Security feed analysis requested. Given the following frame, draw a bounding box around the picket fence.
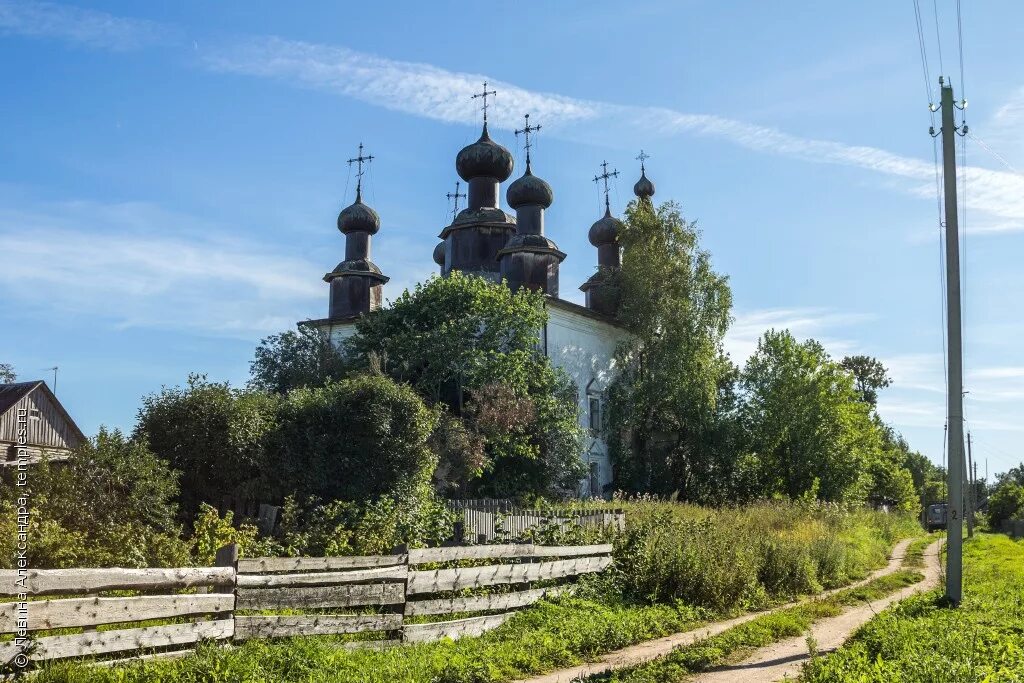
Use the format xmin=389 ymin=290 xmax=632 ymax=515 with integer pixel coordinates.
xmin=0 ymin=542 xmax=612 ymax=667
xmin=447 ymin=499 xmax=625 ymax=543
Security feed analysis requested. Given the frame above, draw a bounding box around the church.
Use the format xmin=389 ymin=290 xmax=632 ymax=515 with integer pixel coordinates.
xmin=299 ymin=92 xmax=657 ymax=497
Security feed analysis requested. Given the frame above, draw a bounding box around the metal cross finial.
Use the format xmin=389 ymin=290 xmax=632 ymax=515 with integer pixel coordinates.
xmin=593 ymin=160 xmax=620 ymax=212
xmin=446 ymin=181 xmax=467 ymax=220
xmin=515 ymin=113 xmax=542 ymax=169
xmin=636 ymin=149 xmax=651 ymax=173
xmin=471 ymin=81 xmax=497 ymax=125
xmin=347 ymin=142 xmax=375 ymax=197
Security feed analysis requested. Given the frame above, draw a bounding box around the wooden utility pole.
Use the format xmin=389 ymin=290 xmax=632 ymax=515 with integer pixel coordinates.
xmin=935 ymin=77 xmax=966 ymax=605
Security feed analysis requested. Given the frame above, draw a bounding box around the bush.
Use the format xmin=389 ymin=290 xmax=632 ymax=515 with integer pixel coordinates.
xmin=986 ymin=481 xmax=1024 ymax=529
xmin=269 ymin=374 xmax=439 ymax=503
xmin=0 ymin=429 xmax=189 ymax=568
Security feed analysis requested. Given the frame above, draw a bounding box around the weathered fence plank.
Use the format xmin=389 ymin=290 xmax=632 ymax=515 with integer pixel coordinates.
xmin=0 ymin=619 xmax=233 ymax=662
xmin=0 ymin=593 xmax=234 ymax=632
xmin=408 ymin=543 xmax=612 ymax=564
xmin=237 ymin=582 xmax=405 ymax=610
xmin=404 ymin=586 xmax=567 ymax=616
xmin=238 ymin=555 xmax=407 ymax=573
xmin=402 ymin=613 xmax=514 ymax=643
xmin=236 ymin=566 xmax=407 ymax=588
xmin=407 ymin=556 xmax=611 ymax=595
xmin=0 ymin=567 xmax=236 ymax=596
xmin=234 ymin=614 xmax=402 ymax=641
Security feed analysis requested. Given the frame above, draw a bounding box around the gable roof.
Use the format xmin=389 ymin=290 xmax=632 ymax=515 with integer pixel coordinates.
xmin=0 ymin=381 xmax=88 ymax=446
xmin=0 ymin=381 xmax=41 ymax=416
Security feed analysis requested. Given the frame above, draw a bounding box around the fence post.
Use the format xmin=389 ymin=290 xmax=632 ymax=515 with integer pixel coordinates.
xmin=215 ymin=543 xmax=239 ymax=641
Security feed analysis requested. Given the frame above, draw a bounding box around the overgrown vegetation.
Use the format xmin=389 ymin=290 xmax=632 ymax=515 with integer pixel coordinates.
xmin=800 ymin=533 xmax=1024 ymax=682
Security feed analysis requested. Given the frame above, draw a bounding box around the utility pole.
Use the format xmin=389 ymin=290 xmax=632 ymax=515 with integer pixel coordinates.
xmin=933 ymin=77 xmax=966 ymax=605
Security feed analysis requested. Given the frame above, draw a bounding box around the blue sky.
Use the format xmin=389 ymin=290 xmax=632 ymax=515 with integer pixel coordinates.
xmin=1 ymin=1 xmax=1021 ymax=478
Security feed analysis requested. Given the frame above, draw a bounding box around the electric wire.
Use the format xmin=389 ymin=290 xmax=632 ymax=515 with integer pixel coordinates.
xmin=932 ymin=0 xmax=945 ymax=78
xmin=967 ymin=131 xmax=1021 ymax=175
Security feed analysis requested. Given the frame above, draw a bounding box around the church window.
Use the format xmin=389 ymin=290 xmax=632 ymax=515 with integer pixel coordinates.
xmin=588 ymin=396 xmax=602 ymax=432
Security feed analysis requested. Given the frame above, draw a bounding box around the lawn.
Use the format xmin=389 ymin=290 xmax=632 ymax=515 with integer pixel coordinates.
xmin=800 ymin=532 xmax=1024 ymax=682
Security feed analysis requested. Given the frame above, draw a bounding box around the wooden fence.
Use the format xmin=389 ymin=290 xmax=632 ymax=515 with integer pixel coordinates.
xmin=1 ymin=543 xmax=612 ymax=667
xmin=448 ymin=499 xmax=625 ymax=543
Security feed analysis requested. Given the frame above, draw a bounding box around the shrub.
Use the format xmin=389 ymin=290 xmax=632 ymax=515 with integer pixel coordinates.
xmin=986 ymin=481 xmax=1024 ymax=529
xmin=268 ymin=374 xmax=439 ymax=503
xmin=0 ymin=429 xmax=189 ymax=568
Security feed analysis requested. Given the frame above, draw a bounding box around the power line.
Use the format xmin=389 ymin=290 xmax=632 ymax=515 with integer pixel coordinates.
xmin=956 ymin=0 xmax=967 ymax=99
xmin=932 ymin=0 xmax=945 ymax=78
xmin=967 ymin=130 xmax=1022 ymax=175
xmin=912 ymin=0 xmax=935 ymax=111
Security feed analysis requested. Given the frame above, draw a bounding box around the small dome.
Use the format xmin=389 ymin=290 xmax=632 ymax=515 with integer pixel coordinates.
xmin=634 ymin=170 xmax=655 ymax=199
xmin=589 ymin=207 xmax=624 ymax=246
xmin=506 ymin=168 xmax=553 ymax=209
xmin=337 ymin=192 xmax=380 ymax=235
xmin=432 ymin=241 xmax=446 ymax=266
xmin=456 ymin=124 xmax=513 ymax=182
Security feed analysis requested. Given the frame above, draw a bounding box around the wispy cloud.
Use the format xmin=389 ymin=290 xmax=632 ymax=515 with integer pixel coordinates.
xmin=4 ymin=1 xmax=1024 ymax=229
xmin=0 ymin=195 xmax=322 ymax=337
xmin=0 ymin=0 xmax=170 ymax=50
xmin=724 ymin=308 xmax=871 ymax=364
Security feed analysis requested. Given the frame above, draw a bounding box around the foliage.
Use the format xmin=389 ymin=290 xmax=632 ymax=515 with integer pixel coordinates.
xmin=268 ymin=373 xmax=439 ymax=503
xmin=344 ymin=272 xmax=585 ymax=499
xmin=249 ymin=325 xmax=348 ymax=394
xmin=800 ymin=534 xmax=1024 ymax=682
xmin=740 ymin=330 xmax=882 ymax=503
xmin=607 ymin=200 xmax=735 ymax=500
xmin=135 ymin=375 xmax=280 ymax=522
xmin=840 ymin=354 xmax=891 ymax=406
xmin=986 ymin=480 xmax=1024 ymax=528
xmin=0 ymin=362 xmax=15 ymax=383
xmin=34 ymin=597 xmax=702 ymax=683
xmin=0 ymin=428 xmax=189 ymax=568
xmin=610 ymin=497 xmax=920 ymax=612
xmin=189 ymin=503 xmax=280 ymax=563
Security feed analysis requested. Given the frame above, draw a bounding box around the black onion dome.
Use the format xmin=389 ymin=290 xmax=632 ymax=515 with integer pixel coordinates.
xmin=337 ymin=191 xmax=380 ymax=235
xmin=588 ymin=207 xmax=624 ymax=246
xmin=456 ymin=124 xmax=514 ymax=182
xmin=506 ymin=168 xmax=553 ymax=209
xmin=432 ymin=241 xmax=445 ymax=266
xmin=634 ymin=170 xmax=655 ymax=199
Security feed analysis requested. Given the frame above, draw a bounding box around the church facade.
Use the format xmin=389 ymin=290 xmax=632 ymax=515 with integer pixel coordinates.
xmin=300 ymin=111 xmax=656 ymax=497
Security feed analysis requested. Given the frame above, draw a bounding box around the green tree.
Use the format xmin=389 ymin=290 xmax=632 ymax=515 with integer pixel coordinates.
xmin=987 ymin=481 xmax=1024 ymax=528
xmin=740 ymin=330 xmax=876 ymax=502
xmin=0 ymin=428 xmax=189 ymax=568
xmin=344 ymin=273 xmax=584 ymax=499
xmin=268 ymin=373 xmax=439 ymax=503
xmin=249 ymin=326 xmax=348 ymax=394
xmin=840 ymin=355 xmax=891 ymax=406
xmin=135 ymin=375 xmax=280 ymax=522
xmin=607 ymin=200 xmax=734 ymax=500
xmin=0 ymin=363 xmax=15 ymax=383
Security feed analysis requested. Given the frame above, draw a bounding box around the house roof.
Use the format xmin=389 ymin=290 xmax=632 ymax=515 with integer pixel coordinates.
xmin=0 ymin=381 xmax=41 ymax=416
xmin=0 ymin=381 xmax=88 ymax=446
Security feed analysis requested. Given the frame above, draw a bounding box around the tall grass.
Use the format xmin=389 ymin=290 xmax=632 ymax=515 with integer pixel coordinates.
xmin=612 ymin=498 xmax=919 ymax=611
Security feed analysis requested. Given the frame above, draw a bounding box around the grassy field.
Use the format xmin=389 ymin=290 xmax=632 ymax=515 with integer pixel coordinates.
xmin=26 ymin=502 xmax=920 ymax=683
xmin=800 ymin=533 xmax=1024 ymax=682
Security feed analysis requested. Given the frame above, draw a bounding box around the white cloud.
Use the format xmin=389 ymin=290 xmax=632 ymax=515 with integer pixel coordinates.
xmin=0 ymin=196 xmax=322 ymax=337
xmin=0 ymin=0 xmax=170 ymax=50
xmin=724 ymin=307 xmax=871 ymax=364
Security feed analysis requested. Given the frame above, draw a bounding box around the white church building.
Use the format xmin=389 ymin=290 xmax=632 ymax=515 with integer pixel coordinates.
xmin=300 ymin=108 xmax=656 ymax=497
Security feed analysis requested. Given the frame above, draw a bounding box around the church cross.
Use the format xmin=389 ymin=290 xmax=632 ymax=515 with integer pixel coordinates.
xmin=636 ymin=149 xmax=651 ymax=173
xmin=471 ymin=81 xmax=497 ymax=124
xmin=446 ymin=181 xmax=466 ymax=220
xmin=514 ymin=113 xmax=542 ymax=168
xmin=347 ymin=142 xmax=374 ymax=196
xmin=593 ymin=160 xmax=620 ymax=212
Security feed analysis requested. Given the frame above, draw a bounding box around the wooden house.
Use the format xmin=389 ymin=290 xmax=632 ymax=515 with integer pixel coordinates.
xmin=0 ymin=381 xmax=86 ymax=466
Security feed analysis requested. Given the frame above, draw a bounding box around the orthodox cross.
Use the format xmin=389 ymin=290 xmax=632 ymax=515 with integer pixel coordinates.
xmin=446 ymin=181 xmax=466 ymax=220
xmin=347 ymin=142 xmax=374 ymax=196
xmin=593 ymin=160 xmax=619 ymax=212
xmin=636 ymin=149 xmax=651 ymax=173
xmin=471 ymin=81 xmax=497 ymax=125
xmin=514 ymin=113 xmax=542 ymax=168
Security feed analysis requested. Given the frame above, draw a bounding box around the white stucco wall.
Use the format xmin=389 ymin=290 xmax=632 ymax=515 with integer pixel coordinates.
xmin=543 ymin=301 xmax=629 ymax=497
